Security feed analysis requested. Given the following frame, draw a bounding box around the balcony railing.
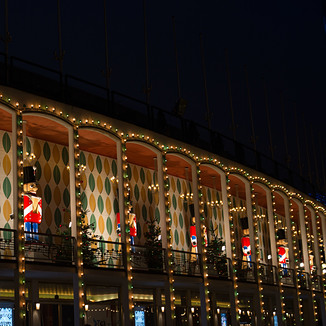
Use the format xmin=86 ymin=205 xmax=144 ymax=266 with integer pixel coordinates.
xmin=84 ymin=239 xmax=124 ymax=269
xmin=280 ymin=268 xmax=295 ymax=287
xmin=24 ymin=232 xmax=75 ymax=265
xmin=297 ymin=271 xmax=311 ymax=290
xmin=131 ymin=245 xmax=166 ymax=273
xmin=0 ymin=228 xmax=16 ymax=260
xmin=207 ymin=257 xmax=232 ymax=280
xmin=171 ymin=250 xmax=201 ymax=276
xmin=235 ymin=260 xmax=257 ymax=283
xmin=259 ymin=263 xmax=278 ymax=285
xmin=311 ymin=274 xmax=322 ymax=292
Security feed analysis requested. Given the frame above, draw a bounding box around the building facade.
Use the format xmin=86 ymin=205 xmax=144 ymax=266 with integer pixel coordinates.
xmin=0 ymin=85 xmax=325 ymax=326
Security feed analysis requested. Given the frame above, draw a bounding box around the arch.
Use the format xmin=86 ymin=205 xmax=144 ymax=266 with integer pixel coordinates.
xmin=23 ymin=111 xmax=71 ymax=146
xmin=165 ymin=152 xmax=195 ymax=180
xmin=79 ymin=126 xmax=119 ymax=159
xmin=0 ymin=103 xmax=16 ymax=132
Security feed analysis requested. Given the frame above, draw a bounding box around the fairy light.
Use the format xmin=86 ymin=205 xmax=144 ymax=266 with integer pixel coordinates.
xmin=302 ymin=204 xmax=318 ymax=322
xmin=162 ymin=152 xmax=176 ymax=320
xmin=250 ymin=181 xmax=264 ymax=321
xmin=196 ymin=162 xmax=211 ymax=322
xmin=271 ymin=189 xmax=286 ymax=323
xmin=122 ymin=137 xmax=134 ymax=322
xmin=226 ymin=172 xmax=240 ymax=322
xmin=73 ymin=126 xmax=86 ymax=322
xmin=17 ymin=111 xmax=26 ymax=321
xmin=288 ymin=197 xmax=304 ymax=323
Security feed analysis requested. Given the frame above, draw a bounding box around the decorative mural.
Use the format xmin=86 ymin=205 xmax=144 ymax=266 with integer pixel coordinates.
xmin=79 ymin=151 xmax=119 ymax=243
xmin=167 ymin=174 xmax=192 ymax=251
xmin=128 ymin=162 xmax=160 ymax=246
xmin=0 ymin=130 xmax=13 ymax=232
xmin=256 ymin=206 xmax=269 ymax=263
xmin=202 ymin=186 xmax=224 ymax=243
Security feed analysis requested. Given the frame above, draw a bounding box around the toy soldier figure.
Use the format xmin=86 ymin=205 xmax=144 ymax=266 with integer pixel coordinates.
xmin=23 ymin=166 xmax=42 ymax=241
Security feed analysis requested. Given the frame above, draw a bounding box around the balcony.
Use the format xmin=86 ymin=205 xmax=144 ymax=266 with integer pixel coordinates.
xmin=24 ymin=232 xmax=75 ymax=265
xmin=84 ymin=239 xmax=124 ymax=269
xmin=0 ymin=228 xmax=16 ymax=261
xmin=259 ymin=263 xmax=278 ymax=285
xmin=235 ymin=260 xmax=257 ymax=283
xmin=171 ymin=250 xmax=201 ymax=276
xmin=297 ymin=271 xmax=311 ymax=290
xmin=207 ymin=257 xmax=232 ymax=280
xmin=311 ymin=274 xmax=323 ymax=292
xmin=131 ymin=245 xmax=166 ymax=273
xmin=280 ymin=268 xmax=295 ymax=287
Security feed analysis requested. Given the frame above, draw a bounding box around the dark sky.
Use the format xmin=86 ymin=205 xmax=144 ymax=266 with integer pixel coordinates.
xmin=1 ymin=0 xmax=326 ymax=185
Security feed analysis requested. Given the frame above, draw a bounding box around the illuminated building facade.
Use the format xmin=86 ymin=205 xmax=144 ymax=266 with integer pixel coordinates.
xmin=0 ymin=84 xmax=325 ymax=326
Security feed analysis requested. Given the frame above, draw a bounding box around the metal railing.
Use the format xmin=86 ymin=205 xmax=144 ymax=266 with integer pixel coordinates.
xmin=171 ymin=250 xmax=202 ymax=276
xmin=297 ymin=271 xmax=311 ymax=290
xmin=207 ymin=257 xmax=232 ymax=280
xmin=235 ymin=260 xmax=257 ymax=283
xmin=131 ymin=245 xmax=166 ymax=273
xmin=0 ymin=53 xmax=323 ymax=199
xmin=24 ymin=232 xmax=75 ymax=265
xmin=0 ymin=228 xmax=16 ymax=260
xmin=279 ymin=268 xmax=295 ymax=287
xmin=311 ymin=274 xmax=322 ymax=292
xmin=84 ymin=239 xmax=124 ymax=269
xmin=259 ymin=263 xmax=278 ymax=285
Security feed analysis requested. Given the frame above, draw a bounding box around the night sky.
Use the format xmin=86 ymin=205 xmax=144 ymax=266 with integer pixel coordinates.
xmin=1 ymin=0 xmax=326 ymax=185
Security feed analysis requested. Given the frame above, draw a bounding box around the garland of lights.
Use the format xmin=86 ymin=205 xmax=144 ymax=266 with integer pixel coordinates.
xmin=250 ymin=181 xmax=264 ymax=322
xmin=303 ymin=204 xmax=318 ymax=322
xmin=271 ymin=190 xmax=287 ymax=324
xmin=196 ymin=162 xmax=211 ymax=322
xmin=17 ymin=111 xmax=26 ymax=322
xmin=121 ymin=137 xmax=135 ymax=322
xmin=225 ymin=172 xmax=240 ymax=324
xmin=162 ymin=151 xmax=176 ymax=321
xmin=314 ymin=210 xmax=326 ymax=314
xmin=74 ymin=126 xmax=86 ymax=321
xmin=288 ymin=197 xmax=304 ymax=323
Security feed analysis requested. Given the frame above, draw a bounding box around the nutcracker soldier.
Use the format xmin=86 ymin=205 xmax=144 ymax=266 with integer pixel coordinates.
xmin=277 ymin=229 xmax=289 ymax=274
xmin=240 ymin=217 xmax=251 ymax=264
xmin=23 ymin=166 xmax=42 ymax=241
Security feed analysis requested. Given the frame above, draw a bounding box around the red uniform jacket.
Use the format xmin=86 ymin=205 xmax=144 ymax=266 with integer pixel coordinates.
xmin=24 ymin=195 xmax=42 ymax=224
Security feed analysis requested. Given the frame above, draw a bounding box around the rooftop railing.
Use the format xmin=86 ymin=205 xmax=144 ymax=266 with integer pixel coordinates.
xmin=0 ymin=53 xmax=323 ymax=199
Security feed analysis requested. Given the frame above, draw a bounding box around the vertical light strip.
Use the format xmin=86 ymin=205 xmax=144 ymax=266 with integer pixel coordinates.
xmin=271 ymin=190 xmax=286 ymax=323
xmin=162 ymin=151 xmax=176 ymax=320
xmin=196 ymin=162 xmax=211 ymax=322
xmin=73 ymin=126 xmax=85 ymax=322
xmin=16 ymin=111 xmax=26 ymax=322
xmin=315 ymin=211 xmax=326 ymax=312
xmin=288 ymin=197 xmax=304 ymax=323
xmin=121 ymin=138 xmax=134 ymax=322
xmin=225 ymin=172 xmax=240 ymax=323
xmin=303 ymin=204 xmax=318 ymax=322
xmin=250 ymin=180 xmax=264 ymax=321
